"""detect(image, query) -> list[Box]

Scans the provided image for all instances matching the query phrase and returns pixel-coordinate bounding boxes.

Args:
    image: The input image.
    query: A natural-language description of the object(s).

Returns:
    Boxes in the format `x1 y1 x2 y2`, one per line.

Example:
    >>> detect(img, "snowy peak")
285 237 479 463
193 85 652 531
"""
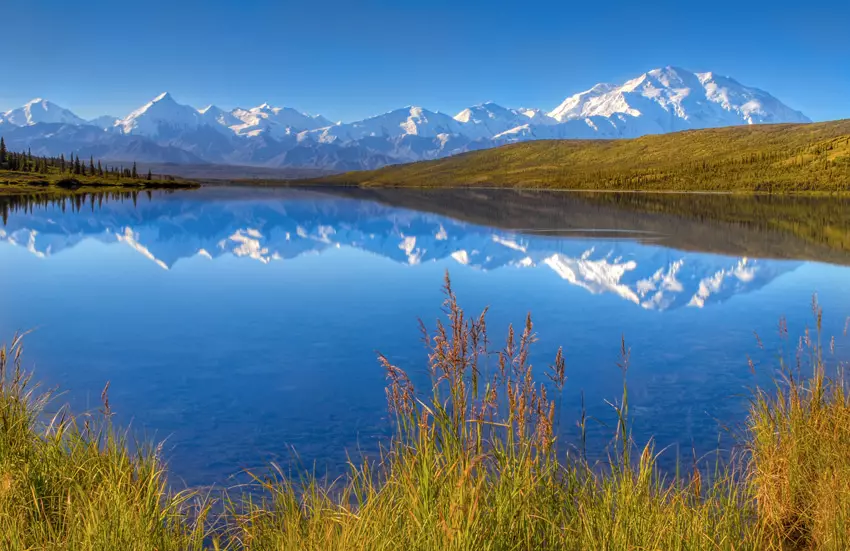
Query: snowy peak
116 92 205 136
1 67 811 170
153 91 175 102
198 105 243 129
1 98 86 127
548 66 810 130
229 103 332 137
695 71 810 124
453 102 556 138
308 106 465 143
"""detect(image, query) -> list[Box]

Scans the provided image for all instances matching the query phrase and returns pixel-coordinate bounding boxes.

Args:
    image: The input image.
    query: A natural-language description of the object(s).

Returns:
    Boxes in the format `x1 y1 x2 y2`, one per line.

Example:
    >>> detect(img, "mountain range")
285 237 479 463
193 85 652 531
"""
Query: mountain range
0 67 811 172
0 189 801 311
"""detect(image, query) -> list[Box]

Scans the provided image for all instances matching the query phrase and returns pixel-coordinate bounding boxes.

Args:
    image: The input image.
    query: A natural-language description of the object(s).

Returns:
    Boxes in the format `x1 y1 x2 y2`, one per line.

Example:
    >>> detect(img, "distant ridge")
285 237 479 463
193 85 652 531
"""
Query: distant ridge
309 120 850 193
0 67 813 171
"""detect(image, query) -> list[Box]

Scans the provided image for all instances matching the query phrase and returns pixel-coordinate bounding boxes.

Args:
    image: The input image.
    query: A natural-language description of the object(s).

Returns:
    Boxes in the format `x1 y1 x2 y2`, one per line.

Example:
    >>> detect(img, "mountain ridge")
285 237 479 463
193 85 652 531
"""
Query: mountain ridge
0 67 813 171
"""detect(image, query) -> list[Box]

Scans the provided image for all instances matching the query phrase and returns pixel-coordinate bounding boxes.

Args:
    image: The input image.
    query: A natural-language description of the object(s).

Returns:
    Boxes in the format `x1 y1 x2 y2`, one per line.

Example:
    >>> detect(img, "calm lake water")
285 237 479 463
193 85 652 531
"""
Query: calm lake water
1 187 848 487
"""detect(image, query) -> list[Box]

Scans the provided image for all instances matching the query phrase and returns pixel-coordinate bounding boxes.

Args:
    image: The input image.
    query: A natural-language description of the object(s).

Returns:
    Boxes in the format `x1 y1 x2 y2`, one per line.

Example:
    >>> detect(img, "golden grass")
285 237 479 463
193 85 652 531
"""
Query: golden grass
1 275 848 549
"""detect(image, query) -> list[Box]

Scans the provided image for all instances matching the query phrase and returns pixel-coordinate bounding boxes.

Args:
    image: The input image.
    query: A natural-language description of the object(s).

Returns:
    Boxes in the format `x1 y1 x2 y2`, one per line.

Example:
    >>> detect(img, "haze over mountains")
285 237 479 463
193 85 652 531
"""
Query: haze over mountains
0 67 811 172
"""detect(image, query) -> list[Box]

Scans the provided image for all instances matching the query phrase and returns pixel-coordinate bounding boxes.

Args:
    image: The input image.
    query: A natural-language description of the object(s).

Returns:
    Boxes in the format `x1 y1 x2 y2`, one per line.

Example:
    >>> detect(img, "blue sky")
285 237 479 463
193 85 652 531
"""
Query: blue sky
2 0 848 122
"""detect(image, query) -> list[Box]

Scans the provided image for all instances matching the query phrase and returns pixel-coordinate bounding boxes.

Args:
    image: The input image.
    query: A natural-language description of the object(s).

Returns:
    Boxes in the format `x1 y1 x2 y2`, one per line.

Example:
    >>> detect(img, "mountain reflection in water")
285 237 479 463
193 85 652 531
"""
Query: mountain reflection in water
1 187 848 486
3 188 834 311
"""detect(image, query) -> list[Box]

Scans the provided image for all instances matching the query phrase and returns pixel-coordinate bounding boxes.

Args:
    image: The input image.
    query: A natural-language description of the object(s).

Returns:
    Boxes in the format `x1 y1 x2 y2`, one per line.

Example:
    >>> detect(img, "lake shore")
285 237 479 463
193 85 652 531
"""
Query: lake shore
0 170 200 196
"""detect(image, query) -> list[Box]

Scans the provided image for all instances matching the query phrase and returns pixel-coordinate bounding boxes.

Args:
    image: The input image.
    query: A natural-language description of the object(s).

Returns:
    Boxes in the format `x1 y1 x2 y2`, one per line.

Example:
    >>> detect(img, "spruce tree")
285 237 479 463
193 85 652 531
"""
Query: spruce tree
0 136 6 165
60 154 66 172
132 161 138 179
146 169 152 181
89 156 95 176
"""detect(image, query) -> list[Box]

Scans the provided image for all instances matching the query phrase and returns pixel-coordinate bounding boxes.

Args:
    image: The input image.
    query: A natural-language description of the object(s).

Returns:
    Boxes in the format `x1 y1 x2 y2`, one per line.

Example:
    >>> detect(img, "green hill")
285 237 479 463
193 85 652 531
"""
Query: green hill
308 120 850 193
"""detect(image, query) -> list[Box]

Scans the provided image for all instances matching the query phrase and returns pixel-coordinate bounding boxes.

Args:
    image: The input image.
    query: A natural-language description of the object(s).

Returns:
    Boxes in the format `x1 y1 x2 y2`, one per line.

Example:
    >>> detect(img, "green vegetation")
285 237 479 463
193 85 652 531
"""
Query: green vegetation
308 120 850 192
1 278 848 549
0 136 198 195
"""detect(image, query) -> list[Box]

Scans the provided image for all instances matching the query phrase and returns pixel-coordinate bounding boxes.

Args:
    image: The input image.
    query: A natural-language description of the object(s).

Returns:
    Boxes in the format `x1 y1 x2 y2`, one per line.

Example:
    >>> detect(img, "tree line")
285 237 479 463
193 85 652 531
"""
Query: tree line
0 136 157 181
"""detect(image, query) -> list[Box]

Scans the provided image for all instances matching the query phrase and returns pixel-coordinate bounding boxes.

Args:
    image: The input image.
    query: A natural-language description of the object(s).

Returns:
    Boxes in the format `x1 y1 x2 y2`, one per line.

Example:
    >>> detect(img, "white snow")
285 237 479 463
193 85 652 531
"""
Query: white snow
548 67 810 134
3 66 810 170
1 98 86 127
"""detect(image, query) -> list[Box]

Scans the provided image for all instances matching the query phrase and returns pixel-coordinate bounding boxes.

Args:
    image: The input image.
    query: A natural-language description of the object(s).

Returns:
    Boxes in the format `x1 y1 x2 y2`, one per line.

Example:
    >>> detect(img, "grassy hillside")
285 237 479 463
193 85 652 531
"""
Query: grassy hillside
310 120 850 192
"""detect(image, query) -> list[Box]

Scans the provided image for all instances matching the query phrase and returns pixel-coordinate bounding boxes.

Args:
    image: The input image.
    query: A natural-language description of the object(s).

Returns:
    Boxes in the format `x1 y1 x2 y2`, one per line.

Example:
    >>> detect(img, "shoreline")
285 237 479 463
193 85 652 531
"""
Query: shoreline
225 179 850 197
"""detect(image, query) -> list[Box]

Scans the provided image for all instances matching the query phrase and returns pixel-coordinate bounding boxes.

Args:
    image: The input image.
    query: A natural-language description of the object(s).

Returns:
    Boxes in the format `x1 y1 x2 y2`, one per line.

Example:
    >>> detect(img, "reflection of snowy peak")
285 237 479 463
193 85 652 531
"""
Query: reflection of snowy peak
0 193 800 310
543 252 787 310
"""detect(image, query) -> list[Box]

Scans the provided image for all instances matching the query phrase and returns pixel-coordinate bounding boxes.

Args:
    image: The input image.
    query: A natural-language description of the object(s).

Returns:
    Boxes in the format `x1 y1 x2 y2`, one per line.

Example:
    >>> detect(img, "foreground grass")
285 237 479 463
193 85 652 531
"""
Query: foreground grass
1 279 848 549
0 335 209 550
306 119 850 192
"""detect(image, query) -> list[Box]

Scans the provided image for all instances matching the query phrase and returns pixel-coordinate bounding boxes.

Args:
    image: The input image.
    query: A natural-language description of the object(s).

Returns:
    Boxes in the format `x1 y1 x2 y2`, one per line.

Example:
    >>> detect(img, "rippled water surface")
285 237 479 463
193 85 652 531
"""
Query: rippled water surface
1 187 848 486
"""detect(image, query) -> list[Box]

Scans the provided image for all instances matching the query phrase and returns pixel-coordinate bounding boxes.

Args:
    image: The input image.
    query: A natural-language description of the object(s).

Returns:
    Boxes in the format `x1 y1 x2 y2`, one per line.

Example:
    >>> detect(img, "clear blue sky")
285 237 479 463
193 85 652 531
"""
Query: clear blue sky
2 0 848 122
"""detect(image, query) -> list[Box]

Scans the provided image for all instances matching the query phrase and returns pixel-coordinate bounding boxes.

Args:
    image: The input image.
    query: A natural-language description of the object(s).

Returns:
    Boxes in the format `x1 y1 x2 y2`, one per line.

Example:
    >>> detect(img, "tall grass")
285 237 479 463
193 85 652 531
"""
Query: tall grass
0 334 209 550
1 276 848 549
747 301 850 549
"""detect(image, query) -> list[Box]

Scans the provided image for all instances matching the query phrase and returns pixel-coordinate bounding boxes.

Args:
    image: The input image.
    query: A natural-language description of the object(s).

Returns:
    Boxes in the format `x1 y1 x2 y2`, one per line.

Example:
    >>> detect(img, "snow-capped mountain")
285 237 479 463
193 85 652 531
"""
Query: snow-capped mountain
0 190 801 310
453 102 557 138
230 103 332 137
548 67 810 134
308 106 466 143
0 98 87 127
116 92 207 136
0 67 812 171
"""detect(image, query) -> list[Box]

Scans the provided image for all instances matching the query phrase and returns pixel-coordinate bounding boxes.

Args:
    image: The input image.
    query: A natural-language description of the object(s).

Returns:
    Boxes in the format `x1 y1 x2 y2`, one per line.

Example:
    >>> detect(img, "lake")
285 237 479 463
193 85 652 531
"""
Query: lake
1 187 848 488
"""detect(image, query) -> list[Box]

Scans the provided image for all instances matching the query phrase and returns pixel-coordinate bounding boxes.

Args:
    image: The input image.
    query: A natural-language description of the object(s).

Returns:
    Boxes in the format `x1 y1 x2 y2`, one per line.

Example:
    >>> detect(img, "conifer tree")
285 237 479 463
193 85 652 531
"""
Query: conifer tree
97 160 103 176
146 169 152 181
60 153 66 172
89 156 95 176
132 161 138 179
0 136 6 165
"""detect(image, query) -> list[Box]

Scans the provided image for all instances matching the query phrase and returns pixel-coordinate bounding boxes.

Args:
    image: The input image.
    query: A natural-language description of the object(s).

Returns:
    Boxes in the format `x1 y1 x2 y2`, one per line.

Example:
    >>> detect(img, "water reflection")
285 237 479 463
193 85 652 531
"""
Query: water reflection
1 187 848 486
0 189 819 311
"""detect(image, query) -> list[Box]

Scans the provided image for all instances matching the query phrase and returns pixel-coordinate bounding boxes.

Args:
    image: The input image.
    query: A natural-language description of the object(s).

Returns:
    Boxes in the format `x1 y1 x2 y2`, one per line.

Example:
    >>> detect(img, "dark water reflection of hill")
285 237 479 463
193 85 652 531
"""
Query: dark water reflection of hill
322 188 850 265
